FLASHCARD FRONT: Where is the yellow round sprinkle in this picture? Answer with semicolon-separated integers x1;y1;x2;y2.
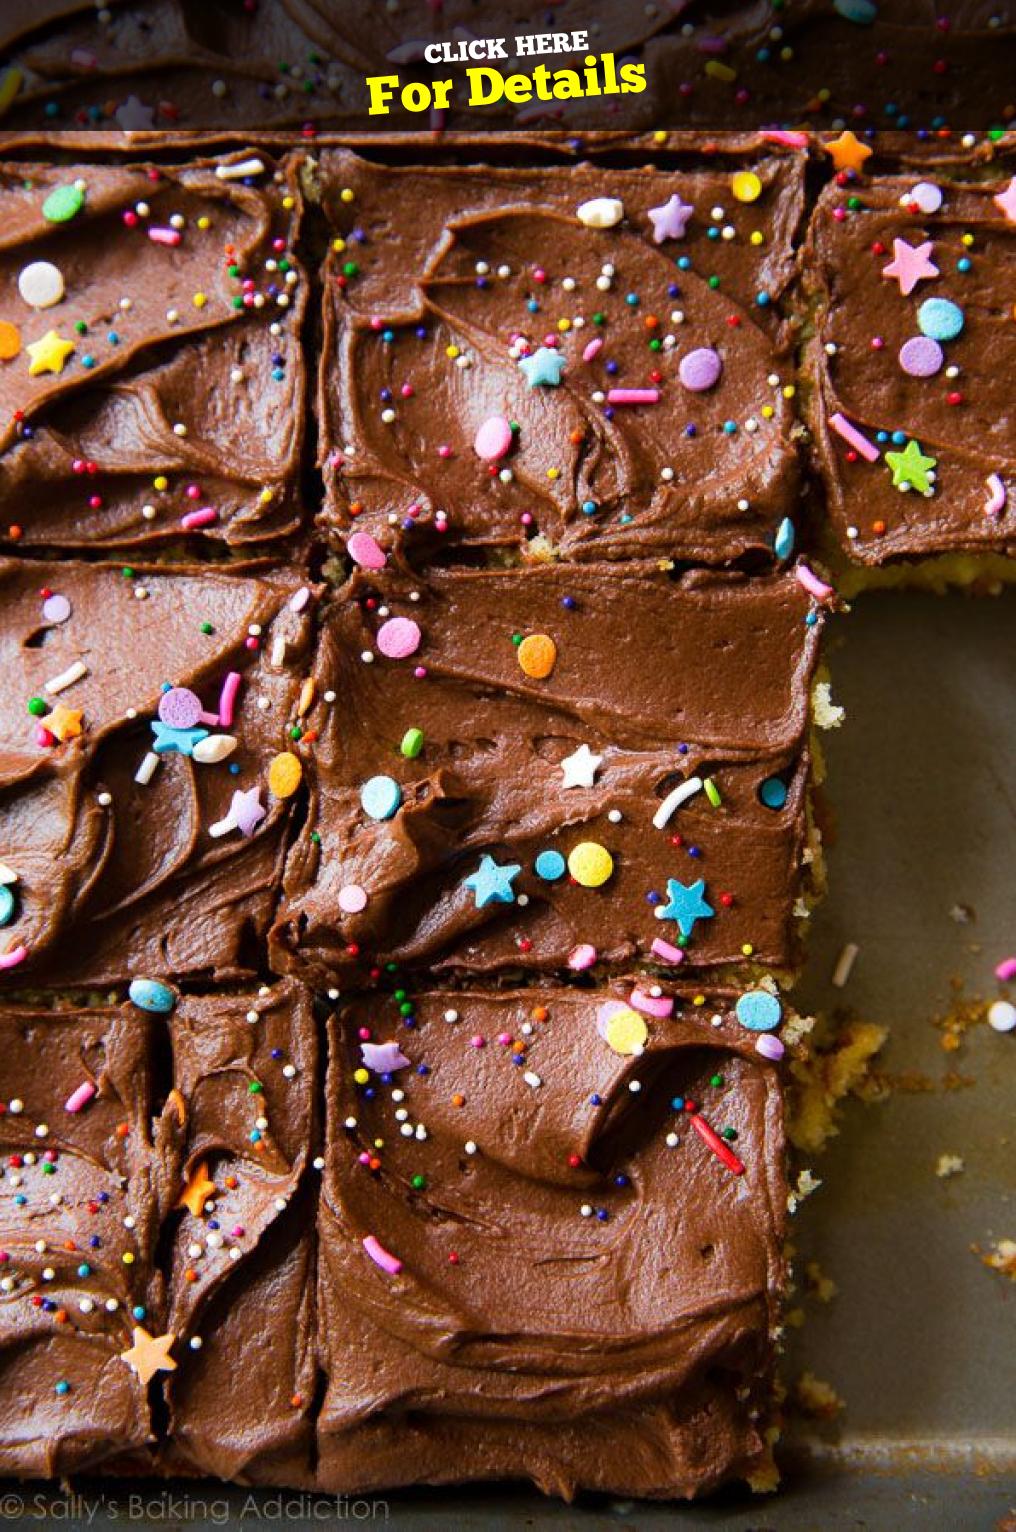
445;344;460;359
197;215;210;230
353;1068;369;1085
750;230;765;246
782;384;796;399
604;1006;648;1056
282;196;295;211
732;171;763;204
693;994;705;1007
332;237;346;253
517;633;557;679
547;468;559;481
961;232;974;247
741;943;754;956
557;318;571;332
567;841;614;888
153;475;169;492
653;130;667;144
192;292;207;309
340;188;355;203
268;751;303;799
122;1252;135;1265
761;405;775;419
259;487;274;504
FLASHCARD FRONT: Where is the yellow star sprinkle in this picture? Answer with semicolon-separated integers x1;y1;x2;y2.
120;1327;177;1387
177;1159;217;1217
26;329;75;377
43;704;83;742
823;130;873;174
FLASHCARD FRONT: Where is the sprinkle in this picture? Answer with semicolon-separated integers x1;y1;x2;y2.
0;322;21;360
523;1070;542;1089
338;884;368;914
361;1042;410;1073
987;1001;1016;1034
148;227;182;247
795;563;835;603
690;1113;745;1175
899;336;944;378
652;775;703;829
651;937;684;964
984;474;1007;517
347;532;387;569
0;944;28;970
268;752;303;799
756;1034;785;1061
629;988;673;1019
516;633;557;679
576;197;623;229
18;261;65;309
582;337;604;363
568;943;598;971
44;660;88;695
64;1082;96;1114
362;1234;402;1274
678;347;722;393
703;777;722;808
994;957;1016;982
606;388;660;405
832;942;860;988
217;672;242;728
830;412;880;462
134;751;160;786
216;158;265;180
191;735;237;764
180;507;217;529
473;414;514;461
567;841;614;888
597;1002;648;1055
42;184;84;223
377;617;421;660
918;297;964;342
128;978;175;1014
736;990;782;1032
731;170;763;203
42;594;71;624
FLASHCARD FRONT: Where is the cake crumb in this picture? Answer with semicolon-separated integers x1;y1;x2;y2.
935;1154;965;1179
812;681;845;731
804;1260;838;1302
973;1238;1016;1281
788;1020;888;1152
792;1371;844;1420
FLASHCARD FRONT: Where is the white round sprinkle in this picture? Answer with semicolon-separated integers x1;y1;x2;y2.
987;1000;1016;1033
18;261;65;309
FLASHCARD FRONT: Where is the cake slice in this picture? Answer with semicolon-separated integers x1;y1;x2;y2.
315;981;792;1499
801;168;1015;582
158;981;319;1488
0;557;317;987
271;558;829;987
313;147;804;567
0;999;175;1476
0;151;305;551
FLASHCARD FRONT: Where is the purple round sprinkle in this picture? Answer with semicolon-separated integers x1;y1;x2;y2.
899;335;944;378
755;1034;785;1061
158;686;202;729
42;594;71;624
678;347;722;393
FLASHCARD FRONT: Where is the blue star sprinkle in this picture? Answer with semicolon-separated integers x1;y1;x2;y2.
654;877;714;937
151;722;209;756
518;346;566;388
463;854;522;908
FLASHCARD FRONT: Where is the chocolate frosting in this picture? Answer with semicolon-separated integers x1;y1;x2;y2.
0;1001;176;1477
0;558;317;986
272;561;824;985
802;172;1015;565
316;984;786;1498
316;149;804;567
0;152;305;550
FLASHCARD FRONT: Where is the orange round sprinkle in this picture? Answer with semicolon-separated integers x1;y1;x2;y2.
531;1005;548;1022
517;633;557;679
185;1268;198;1283
452;1092;465;1108
115;1123;129;1138
8;525;22;540
0;321;21;360
872;520;887;535
55;1309;68;1324
225;1175;239;1189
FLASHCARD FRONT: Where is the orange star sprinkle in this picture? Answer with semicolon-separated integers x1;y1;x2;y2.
823;131;873;175
120;1327;177;1386
177;1160;217;1217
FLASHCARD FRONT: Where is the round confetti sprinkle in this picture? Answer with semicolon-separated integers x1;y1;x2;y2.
908;182;943;215
576;196;624;229
360;774;402;820
568;943;598;970
473;414;514;462
535;849;566;881
917;297;964;342
18;261;65;309
377;616;421;659
755;1034;786;1061
0;321;21;360
678;347;722;392
158;686;202;730
759;776;788;810
42;593;71;624
0;885;14;926
567;841;614;888
899;336;944;377
517;633;557;679
42;184;85;223
987;1000;1016;1033
128;978;175;1014
268;751;303;799
735;990;782;1032
338;884;368;915
601;1004;648;1056
347;531;387;569
731;170;762;203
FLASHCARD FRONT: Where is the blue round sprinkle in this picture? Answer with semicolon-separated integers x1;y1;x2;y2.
759;776;788;810
128;978;175;1014
956;257;971;273
360;774;402;821
735;990;783;1032
535;849;566;882
582;499;597;515
0;885;14;927
918;297;964;342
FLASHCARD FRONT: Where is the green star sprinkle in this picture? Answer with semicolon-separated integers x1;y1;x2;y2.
885;439;937;495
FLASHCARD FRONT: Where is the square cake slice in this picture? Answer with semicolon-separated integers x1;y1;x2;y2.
0;557;318;988
0;152;306;552
159;980;319;1487
314;148;804;567
0;1000;174;1477
315;983;790;1499
271;559;827;987
802;170;1015;571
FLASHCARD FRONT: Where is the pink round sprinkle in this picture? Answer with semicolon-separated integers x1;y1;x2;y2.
899;336;944;377
473;414;513;462
678;347;722;392
568;943;598;971
338;884;368;914
158;686;202;729
469;1035;485;1048
377;616;421;659
755;1034;786;1061
347;532;387;570
43;594;71;624
995;957;1016;982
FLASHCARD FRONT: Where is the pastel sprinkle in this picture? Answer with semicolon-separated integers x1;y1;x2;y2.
64;1082;96;1114
829;412;880;462
473;414;514;462
338;884;368;914
377;616;421;659
363;1235;402;1275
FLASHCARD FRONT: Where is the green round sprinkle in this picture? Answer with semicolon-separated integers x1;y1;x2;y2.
227;264;240;279
289;725;303;741
400;727;424;759
721;1127;738;1141
708;275;721;290
200;621;214;635
342;261;359;277
310;831;321;845
649;338;662;351
709;1074;724;1088
27;697;47;717
121;567;135;580
42;183;84;223
248;1081;263;1095
847;196;862;212
384;962;398;972
74;320;88;335
398;1001;413;1017
511;633;523;647
411;1174;426;1190
394;989;407;1001
592;311;605;326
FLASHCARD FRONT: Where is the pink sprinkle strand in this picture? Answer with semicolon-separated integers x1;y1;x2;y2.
363;1234;403;1275
218;671;242;728
606;388;660;406
761;129;809;148
984;474;1007;518
0;944;28;970
64;1081;96;1114
796;563;835;603
629;989;674;1018
148;227;182;247
651;937;685;964
582;337;604;363
995;957;1016;982
180;507;218;529
830;412;880;462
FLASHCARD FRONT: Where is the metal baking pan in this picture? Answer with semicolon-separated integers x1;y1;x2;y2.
2;594;1013;1530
